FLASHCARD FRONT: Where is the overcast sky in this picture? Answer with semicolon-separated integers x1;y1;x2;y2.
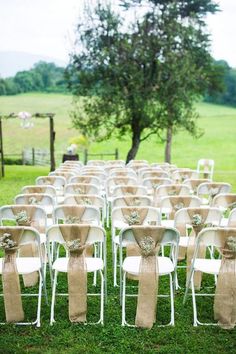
0;0;236;67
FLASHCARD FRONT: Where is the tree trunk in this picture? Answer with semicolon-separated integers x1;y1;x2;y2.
126;130;141;164
165;125;172;163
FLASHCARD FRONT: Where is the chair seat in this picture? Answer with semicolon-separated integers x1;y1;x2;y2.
193;258;221;275
123;256;174;276
52;257;104;273
161;219;174;228
0;257;41;274
179;236;189;247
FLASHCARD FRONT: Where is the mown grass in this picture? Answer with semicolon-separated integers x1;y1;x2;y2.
0;94;236;180
0;166;236;353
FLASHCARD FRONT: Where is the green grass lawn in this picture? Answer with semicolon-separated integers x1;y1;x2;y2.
0;166;236;353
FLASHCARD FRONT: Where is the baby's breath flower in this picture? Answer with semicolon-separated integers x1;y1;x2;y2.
65;215;81;224
139;236;155;257
225;236;236;253
15;210;31;225
125;211;141;225
66;239;81;251
0;233;17;250
192;214;203;226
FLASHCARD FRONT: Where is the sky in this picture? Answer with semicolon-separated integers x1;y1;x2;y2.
0;0;236;67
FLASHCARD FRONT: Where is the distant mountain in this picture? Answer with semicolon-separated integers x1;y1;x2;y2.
0;51;67;78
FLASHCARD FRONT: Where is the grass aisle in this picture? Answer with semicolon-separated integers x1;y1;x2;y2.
0;166;236;353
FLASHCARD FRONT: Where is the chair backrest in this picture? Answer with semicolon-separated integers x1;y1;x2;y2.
47;224;105;245
154;184;191;200
0;205;47;231
53;205;101;225
0;226;41;253
14;193;55;216
142;177;172;195
120;225;179;246
63;161;83;168
112;185;148;197
109;168;137;179
105;160;125;167
197;159;214;180
228;209;236;227
183;178;210;193
64;183;100;195
171;169;199;183
106;176;138;197
111;195;152;209
49;171;76;180
111;206;161;226
174;207;222;231
36;176;66;190
87;160;106;167
212;193;236;209
160;195;201;218
21;185;57;197
69;175;101;185
141;170;170;180
197;182;232;203
194;227;236;249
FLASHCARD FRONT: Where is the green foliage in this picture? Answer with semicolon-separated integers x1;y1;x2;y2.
205;60;236;106
0;61;68;96
67;0;220;162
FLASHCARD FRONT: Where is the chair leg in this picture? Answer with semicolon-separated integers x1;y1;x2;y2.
50;270;58;325
121;271;126;326
191;274;198;327
100;270;104;325
36;272;43;327
169;273;175;326
113;244;118;287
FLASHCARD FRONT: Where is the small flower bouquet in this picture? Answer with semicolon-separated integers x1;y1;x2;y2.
0;233;17;250
139;236;155;257
15;210;31;226
125;211;141;225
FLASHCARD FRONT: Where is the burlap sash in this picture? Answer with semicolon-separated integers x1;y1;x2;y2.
76;177;92;184
73;184;90;194
188;179;209;194
123;196;142;206
207;183;222;201
25;186;45;194
166;185;182;196
186;209;210;289
60;206;86;224
214;230;236;329
74;195;96;206
203;160;210;179
113;177;129;185
59;225;90;322
121;186;138;195
60;206;93;257
169;197;192;219
122;208;149;278
54;172;71;180
0;228;24;322
12;206;44;287
132;226;165;328
41;176;57;185
25;194;44;205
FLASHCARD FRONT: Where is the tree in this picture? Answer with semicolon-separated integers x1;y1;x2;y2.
66;0;219;162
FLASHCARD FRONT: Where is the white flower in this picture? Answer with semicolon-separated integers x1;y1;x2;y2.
139;236;155;257
125;211;141;225
192;214;203;226
82;197;92;205
66;239;81;251
0;233;17;250
65;215;81;224
28;197;38;205
15;210;31;225
226;236;236;253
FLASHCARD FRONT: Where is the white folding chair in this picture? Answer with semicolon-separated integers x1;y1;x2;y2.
111;195;152;209
153;184;191;208
228;209;236;227
53;205;101;226
183;178;210;194
172;169;199;183
197;182;232;205
212;193;236;226
36;175;66;197
0;226;45;327
120;226;179;326
63;194;106;226
111;206;161;286
21;185;57;203
197;159;214;180
47;224;106;325
87;160;106;167
65;183;100;196
109;168;137;179
142;177;172;195
68;175;101;185
183;227;236;326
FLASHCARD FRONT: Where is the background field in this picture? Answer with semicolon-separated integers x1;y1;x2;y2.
0;93;235;188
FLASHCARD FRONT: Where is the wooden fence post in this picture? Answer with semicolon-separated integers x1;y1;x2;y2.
32;148;35;165
49;116;56;171
84;149;88;165
115;148;119;160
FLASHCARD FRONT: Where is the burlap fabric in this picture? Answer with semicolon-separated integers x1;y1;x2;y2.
0;227;24;322
121;186;138;195
123;196;142;206
41;176;57;185
169;196;192;219
186;208;210;289
24;194;44;205
214;229;236;329
59;224;90;322
132;226;165;328
59;206;93;257
203;160;210;179
74;195;96;206
12;206;44;287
